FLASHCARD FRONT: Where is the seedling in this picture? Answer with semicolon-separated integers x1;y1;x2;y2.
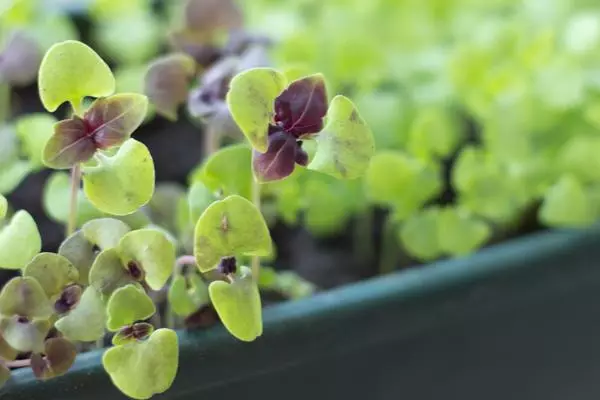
0;34;373;399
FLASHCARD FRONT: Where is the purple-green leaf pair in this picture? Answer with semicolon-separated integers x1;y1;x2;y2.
43;94;148;169
254;75;327;181
227;68;375;182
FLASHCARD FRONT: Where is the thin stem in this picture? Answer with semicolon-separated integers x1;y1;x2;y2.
353;209;374;265
5;359;31;369
378;215;399;275
71;100;85;117
251;178;261;281
202;124;221;159
67;164;82;237
0;83;10;123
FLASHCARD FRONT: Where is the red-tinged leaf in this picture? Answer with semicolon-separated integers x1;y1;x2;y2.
0;31;41;87
42;94;147;169
145;53;196;121
31;337;77;380
274;74;328;138
253;131;298;182
43;117;97;170
83;93;148;149
169;33;222;67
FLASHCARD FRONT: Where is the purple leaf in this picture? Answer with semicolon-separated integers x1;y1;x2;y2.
83;93;148;149
43;118;97;169
184;0;243;34
274;74;328;138
253;131;299;182
42;94;148;169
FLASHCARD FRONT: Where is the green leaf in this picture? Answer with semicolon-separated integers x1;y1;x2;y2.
102;328;178;400
82;218;131;250
89;248;132;296
0;318;50;353
118;229;176;291
188;182;216;224
366;151;441;219
198;144;253;200
55;286;106;342
168;274;209;317
0;195;6;220
437;207;491;257
226;67;287;152
15;114;56;168
0;277;53;319
399;207;443;261
58;231;96;286
209;266;262;342
407;108;461;159
23;253;79;298
539;175;595;227
0;364;10;388
38;40;115;112
0;210;41;270
82;139;155;215
145;183;186;235
559;135;600;184
0;331;18;361
43;172;104;227
0;161;32;195
308;95;375;179
106;284;156;331
194;195;272;272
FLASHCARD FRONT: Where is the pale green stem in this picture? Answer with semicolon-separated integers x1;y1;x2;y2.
70;100;85;117
353;208;374;265
67;164;81;237
203;124;221;159
378;215;399;275
251;178;261;281
0;83;10;123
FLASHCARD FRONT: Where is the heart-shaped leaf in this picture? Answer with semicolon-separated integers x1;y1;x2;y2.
43;94;148;169
0;161;32;195
82;218;131;250
0;195;6;220
437;207;491;256
106;284;156;331
89;248;133;296
54;284;83;314
15;114;56;169
168;274;209;317
226;67;287;152
145;183;186;235
0;30;41;86
399;207;443;261
43;172;104;227
118;229;176;291
58;231;96;286
55;286;106;342
23;253;79;298
82;139;155;215
194;195;272;272
183;0;242;33
0;317;50;353
198;144;252;199
540;175;595;227
31;337;77;380
273;74;328;138
38;40;115;112
0;210;41;269
102;328;178;400
209;266;262;342
308;95;375;179
0;277;53;319
144;53;196;121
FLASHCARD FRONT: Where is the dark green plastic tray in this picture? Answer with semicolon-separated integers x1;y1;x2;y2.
4;227;600;400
